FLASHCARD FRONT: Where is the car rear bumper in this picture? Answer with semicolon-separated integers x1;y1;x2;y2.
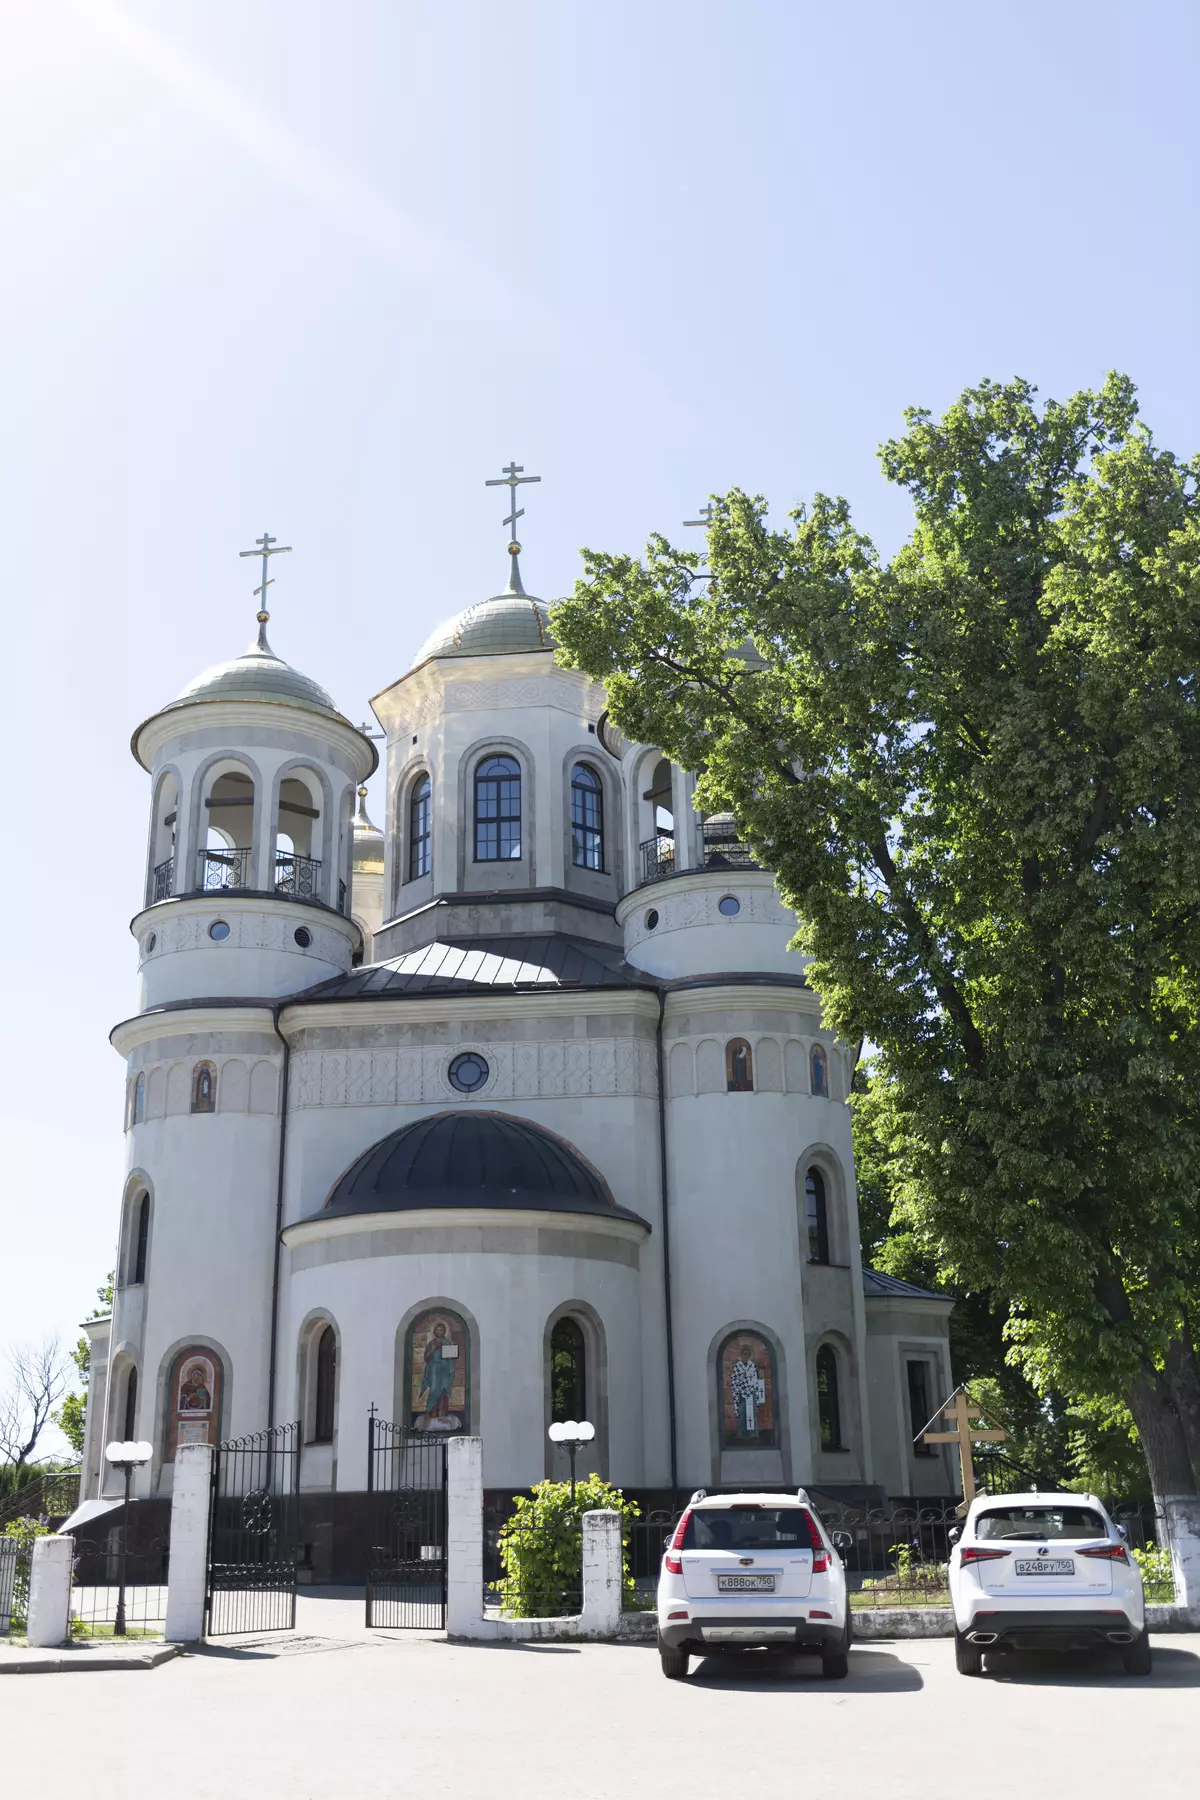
959;1609;1142;1649
658;1614;845;1653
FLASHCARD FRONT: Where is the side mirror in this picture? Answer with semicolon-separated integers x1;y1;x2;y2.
948;1525;961;1546
832;1531;853;1554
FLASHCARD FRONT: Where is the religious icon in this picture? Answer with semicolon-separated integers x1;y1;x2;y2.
406;1308;469;1434
166;1348;220;1459
718;1331;777;1448
725;1038;754;1092
810;1045;829;1097
178;1360;213;1412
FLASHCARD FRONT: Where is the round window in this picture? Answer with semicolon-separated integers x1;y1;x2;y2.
718;895;741;917
208;920;231;941
645;909;659;930
294;927;312;949
144;932;156;955
448;1051;490;1094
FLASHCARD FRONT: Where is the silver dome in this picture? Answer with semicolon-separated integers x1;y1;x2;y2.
163;631;340;719
352;786;384;871
409;553;556;671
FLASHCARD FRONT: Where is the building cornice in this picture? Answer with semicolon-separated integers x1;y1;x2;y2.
132;698;377;778
662;982;820;1019
279;987;663;1036
282;1204;649;1251
111;1005;275;1055
129;893;362;945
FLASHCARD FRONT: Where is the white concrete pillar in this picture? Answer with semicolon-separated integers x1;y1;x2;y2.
446;1435;484;1638
26;1535;74;1647
164;1442;213;1642
580;1509;623;1635
1161;1495;1200;1615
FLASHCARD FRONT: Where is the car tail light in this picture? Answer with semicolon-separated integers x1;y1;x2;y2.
960;1546;1011;1565
667;1509;693;1551
799;1510;830;1573
664;1554;682;1575
667;1609;688;1620
1080;1544;1129;1564
810;1610;832;1620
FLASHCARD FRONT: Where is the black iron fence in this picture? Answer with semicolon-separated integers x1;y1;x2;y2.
201;846;252;891
153;856;174;901
70;1532;168;1639
366;1412;447;1629
0;1467;80;1531
0;1537;29;1636
639;820;762;887
274;851;321;899
208;1422;301;1636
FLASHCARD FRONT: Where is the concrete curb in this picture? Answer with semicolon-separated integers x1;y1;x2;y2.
0;1643;178;1674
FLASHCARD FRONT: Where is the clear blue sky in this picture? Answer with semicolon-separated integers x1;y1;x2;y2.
2;1;1196;1416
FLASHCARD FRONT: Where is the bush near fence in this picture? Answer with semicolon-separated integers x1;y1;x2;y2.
497;1477;640;1618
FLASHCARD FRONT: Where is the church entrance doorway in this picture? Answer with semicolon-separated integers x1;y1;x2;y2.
206;1422;301;1635
365;1409;448;1629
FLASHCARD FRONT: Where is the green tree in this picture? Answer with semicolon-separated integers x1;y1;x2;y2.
551;374;1200;1501
53;1274;114;1458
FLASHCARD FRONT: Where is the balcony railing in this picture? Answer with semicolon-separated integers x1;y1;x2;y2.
201;846;252;891
274;851;321;900
153;856;174;902
638;820;762;887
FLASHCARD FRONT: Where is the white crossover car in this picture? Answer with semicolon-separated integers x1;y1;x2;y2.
949;1491;1150;1675
655;1490;851;1680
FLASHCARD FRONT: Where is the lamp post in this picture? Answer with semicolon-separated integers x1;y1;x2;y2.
547;1420;595;1502
103;1440;152;1636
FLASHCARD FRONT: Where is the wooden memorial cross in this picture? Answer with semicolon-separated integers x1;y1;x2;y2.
922;1386;1007;1512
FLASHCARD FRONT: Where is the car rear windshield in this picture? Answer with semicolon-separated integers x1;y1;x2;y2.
681;1507;815;1551
975;1506;1108;1542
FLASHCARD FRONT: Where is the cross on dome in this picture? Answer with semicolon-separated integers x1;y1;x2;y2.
239;530;292;649
485;461;541;597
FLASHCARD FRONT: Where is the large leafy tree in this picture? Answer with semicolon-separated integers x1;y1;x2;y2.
552;375;1200;1500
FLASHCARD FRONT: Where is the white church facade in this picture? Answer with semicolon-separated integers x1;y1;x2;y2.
81;504;956;1569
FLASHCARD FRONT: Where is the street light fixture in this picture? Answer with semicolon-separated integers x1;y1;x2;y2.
104;1440;153;1636
547;1420;595;1501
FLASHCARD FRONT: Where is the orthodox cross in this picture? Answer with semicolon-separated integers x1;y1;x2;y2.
485;461;541;553
683;501;714;528
920;1385;1008;1512
239;531;292;639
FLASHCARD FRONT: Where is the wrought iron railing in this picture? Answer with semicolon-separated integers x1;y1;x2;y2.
152;857;174;902
0;1466;80;1531
638;820;762;887
274;851;321;900
201;847;252;891
338;878;348;916
640;835;676;883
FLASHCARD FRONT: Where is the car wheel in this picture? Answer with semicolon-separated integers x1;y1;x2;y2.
821;1616;851;1680
954;1629;984;1676
659;1646;690;1680
1121;1628;1152;1676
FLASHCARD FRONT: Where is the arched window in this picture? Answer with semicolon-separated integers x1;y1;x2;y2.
123;1366;138;1441
313;1325;336;1443
191;1062;216;1114
474;756;521;861
132;1073;146;1126
550;1317;587;1423
726;1038;754;1092
810;1044;829;1097
409;775;432;880
133;1193;150;1285
570;763;604;870
816;1344;842;1450
805;1167;829;1263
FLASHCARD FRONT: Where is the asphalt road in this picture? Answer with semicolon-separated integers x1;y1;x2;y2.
6;1599;1200;1800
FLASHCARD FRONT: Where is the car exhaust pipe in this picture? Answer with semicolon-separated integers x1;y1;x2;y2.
967;1632;998;1645
1106;1631;1134;1644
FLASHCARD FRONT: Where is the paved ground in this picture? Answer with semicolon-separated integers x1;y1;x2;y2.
5;1594;1200;1799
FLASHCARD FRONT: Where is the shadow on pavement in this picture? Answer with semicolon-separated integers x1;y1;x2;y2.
984;1644;1200;1687
687;1647;922;1692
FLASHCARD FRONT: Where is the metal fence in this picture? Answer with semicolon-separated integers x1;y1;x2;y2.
0;1538;29;1636
70;1532;168;1639
366;1414;447;1630
208;1422;301;1636
274;851;321;898
0;1467;81;1532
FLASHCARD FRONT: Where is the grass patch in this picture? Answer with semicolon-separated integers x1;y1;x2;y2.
850;1589;951;1611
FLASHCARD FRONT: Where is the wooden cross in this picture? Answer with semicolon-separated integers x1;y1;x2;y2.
921;1386;1007;1512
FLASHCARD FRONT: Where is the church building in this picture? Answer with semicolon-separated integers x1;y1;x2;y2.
81;479;955;1565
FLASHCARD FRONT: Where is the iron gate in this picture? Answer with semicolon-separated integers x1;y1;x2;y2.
365;1409;447;1628
207;1422;300;1635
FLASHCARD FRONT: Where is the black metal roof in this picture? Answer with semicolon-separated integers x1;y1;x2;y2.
323;1109;649;1227
861;1267;951;1302
299;933;659;1000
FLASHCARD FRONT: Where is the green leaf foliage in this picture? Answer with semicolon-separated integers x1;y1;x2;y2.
497;1476;640;1618
52;1273;114;1456
552;374;1200;1497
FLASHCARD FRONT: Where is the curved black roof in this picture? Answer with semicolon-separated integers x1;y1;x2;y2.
323;1110;649;1228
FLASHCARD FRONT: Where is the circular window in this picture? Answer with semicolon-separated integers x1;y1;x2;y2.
718;895;741;917
294;927;312;949
144;932;156;955
448;1051;490;1094
208;920;231;941
645;909;659;930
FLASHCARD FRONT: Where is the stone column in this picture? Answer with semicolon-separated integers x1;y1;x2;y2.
1161;1494;1200;1616
446;1435;484;1638
26;1535;74;1647
164;1442;213;1642
580;1509;623;1635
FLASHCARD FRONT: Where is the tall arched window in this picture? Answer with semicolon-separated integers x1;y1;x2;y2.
133;1193;150;1285
409;775;432;880
123;1366;138;1440
550;1317;587;1423
474;756;521;861
191;1062;216;1114
313;1325;336;1443
805;1167;829;1263
132;1073;146;1126
810;1044;829;1097
816;1344;842;1450
570;763;604;870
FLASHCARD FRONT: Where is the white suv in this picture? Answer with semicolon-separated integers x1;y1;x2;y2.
655;1490;851;1680
949;1491;1150;1676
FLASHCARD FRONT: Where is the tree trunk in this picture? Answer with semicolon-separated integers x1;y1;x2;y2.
1125;1372;1198;1498
1163;1315;1200;1489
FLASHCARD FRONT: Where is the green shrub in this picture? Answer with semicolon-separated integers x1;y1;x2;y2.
1132;1541;1174;1603
3;1516;52;1634
498;1477;640;1618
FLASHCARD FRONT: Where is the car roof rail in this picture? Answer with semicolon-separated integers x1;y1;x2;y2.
688;1489;707;1505
796;1487;811;1505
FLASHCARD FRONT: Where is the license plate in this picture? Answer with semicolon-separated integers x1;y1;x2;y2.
717;1573;776;1592
1015;1558;1074;1576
